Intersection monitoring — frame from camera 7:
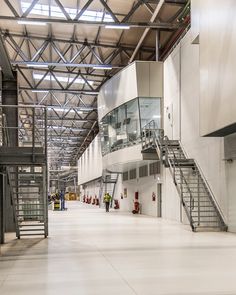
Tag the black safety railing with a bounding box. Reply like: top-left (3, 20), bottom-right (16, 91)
top-left (0, 105), bottom-right (47, 152)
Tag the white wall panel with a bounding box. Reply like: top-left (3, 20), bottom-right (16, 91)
top-left (162, 168), bottom-right (181, 222)
top-left (102, 144), bottom-right (143, 172)
top-left (78, 135), bottom-right (103, 185)
top-left (98, 63), bottom-right (138, 120)
top-left (98, 61), bottom-right (163, 120)
top-left (199, 0), bottom-right (236, 135)
top-left (114, 175), bottom-right (161, 217)
top-left (164, 44), bottom-right (180, 140)
top-left (164, 30), bottom-right (228, 225)
top-left (191, 0), bottom-right (200, 42)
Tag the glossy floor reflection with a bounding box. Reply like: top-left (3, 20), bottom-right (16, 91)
top-left (1, 201), bottom-right (236, 295)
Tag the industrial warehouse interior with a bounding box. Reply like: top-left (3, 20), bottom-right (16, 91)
top-left (1, 0), bottom-right (236, 294)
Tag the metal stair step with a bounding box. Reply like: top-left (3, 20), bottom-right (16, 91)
top-left (191, 210), bottom-right (217, 213)
top-left (192, 215), bottom-right (218, 218)
top-left (20, 233), bottom-right (46, 236)
top-left (194, 225), bottom-right (226, 229)
top-left (12, 185), bottom-right (41, 188)
top-left (182, 194), bottom-right (209, 198)
top-left (19, 224), bottom-right (45, 227)
top-left (10, 172), bottom-right (43, 175)
top-left (16, 209), bottom-right (44, 211)
top-left (19, 228), bottom-right (45, 232)
top-left (17, 214), bottom-right (44, 217)
top-left (13, 192), bottom-right (40, 195)
top-left (183, 202), bottom-right (213, 206)
top-left (14, 201), bottom-right (43, 203)
top-left (193, 220), bottom-right (221, 223)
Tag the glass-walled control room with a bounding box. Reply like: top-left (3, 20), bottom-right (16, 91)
top-left (100, 97), bottom-right (161, 156)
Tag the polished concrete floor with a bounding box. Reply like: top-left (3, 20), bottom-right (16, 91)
top-left (1, 202), bottom-right (236, 294)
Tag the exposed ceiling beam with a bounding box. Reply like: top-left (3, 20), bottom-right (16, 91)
top-left (12, 61), bottom-right (122, 69)
top-left (40, 117), bottom-right (96, 122)
top-left (165, 0), bottom-right (187, 5)
top-left (1, 104), bottom-right (96, 111)
top-left (1, 31), bottom-right (155, 53)
top-left (0, 16), bottom-right (179, 29)
top-left (129, 0), bottom-right (165, 63)
top-left (17, 66), bottom-right (110, 78)
top-left (20, 87), bottom-right (99, 95)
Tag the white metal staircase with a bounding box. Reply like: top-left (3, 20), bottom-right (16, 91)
top-left (141, 120), bottom-right (227, 232)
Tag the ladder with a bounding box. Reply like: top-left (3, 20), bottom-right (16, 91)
top-left (141, 120), bottom-right (227, 232)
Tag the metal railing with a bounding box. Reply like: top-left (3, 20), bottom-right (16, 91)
top-left (161, 135), bottom-right (195, 228)
top-left (1, 106), bottom-right (48, 238)
top-left (2, 114), bottom-right (20, 237)
top-left (141, 120), bottom-right (227, 231)
top-left (0, 105), bottom-right (47, 151)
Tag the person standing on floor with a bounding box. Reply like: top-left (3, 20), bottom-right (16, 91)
top-left (103, 193), bottom-right (112, 212)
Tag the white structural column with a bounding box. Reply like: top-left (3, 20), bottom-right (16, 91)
top-left (1, 202), bottom-right (236, 294)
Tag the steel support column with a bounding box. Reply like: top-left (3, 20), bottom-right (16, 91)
top-left (156, 30), bottom-right (160, 61)
top-left (2, 71), bottom-right (18, 147)
top-left (0, 172), bottom-right (5, 244)
top-left (2, 71), bottom-right (18, 233)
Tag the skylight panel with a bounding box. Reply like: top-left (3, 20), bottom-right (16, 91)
top-left (21, 1), bottom-right (114, 22)
top-left (33, 73), bottom-right (93, 86)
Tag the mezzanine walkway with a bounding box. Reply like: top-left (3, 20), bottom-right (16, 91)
top-left (1, 201), bottom-right (236, 295)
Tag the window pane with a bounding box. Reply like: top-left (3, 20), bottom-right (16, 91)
top-left (126, 99), bottom-right (140, 145)
top-left (139, 98), bottom-right (161, 129)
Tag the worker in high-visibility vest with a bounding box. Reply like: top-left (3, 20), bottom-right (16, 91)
top-left (103, 193), bottom-right (112, 212)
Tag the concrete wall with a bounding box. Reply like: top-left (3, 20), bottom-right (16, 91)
top-left (78, 135), bottom-right (102, 186)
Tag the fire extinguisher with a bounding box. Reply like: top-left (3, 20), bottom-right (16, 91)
top-left (132, 192), bottom-right (139, 214)
top-left (114, 199), bottom-right (119, 209)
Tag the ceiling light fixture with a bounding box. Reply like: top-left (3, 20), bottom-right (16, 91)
top-left (47, 107), bottom-right (84, 114)
top-left (93, 66), bottom-right (113, 70)
top-left (27, 63), bottom-right (48, 68)
top-left (33, 73), bottom-right (94, 86)
top-left (32, 90), bottom-right (49, 93)
top-left (105, 25), bottom-right (130, 30)
top-left (18, 20), bottom-right (47, 26)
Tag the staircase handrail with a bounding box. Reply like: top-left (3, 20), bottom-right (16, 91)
top-left (141, 119), bottom-right (164, 149)
top-left (193, 159), bottom-right (227, 225)
top-left (162, 135), bottom-right (195, 228)
top-left (178, 141), bottom-right (227, 226)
